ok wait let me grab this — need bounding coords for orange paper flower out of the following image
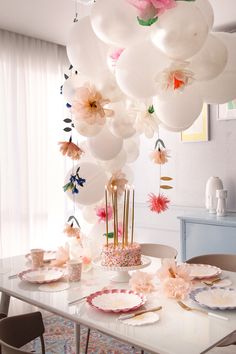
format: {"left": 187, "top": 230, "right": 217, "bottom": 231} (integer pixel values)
{"left": 157, "top": 62, "right": 194, "bottom": 92}
{"left": 58, "top": 139, "right": 84, "bottom": 160}
{"left": 72, "top": 84, "right": 114, "bottom": 125}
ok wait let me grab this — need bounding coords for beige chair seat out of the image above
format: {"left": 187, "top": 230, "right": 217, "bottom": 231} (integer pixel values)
{"left": 140, "top": 243, "right": 177, "bottom": 259}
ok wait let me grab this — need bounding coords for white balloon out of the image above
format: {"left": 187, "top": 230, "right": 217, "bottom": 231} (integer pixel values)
{"left": 123, "top": 138, "right": 140, "bottom": 163}
{"left": 151, "top": 2, "right": 209, "bottom": 60}
{"left": 82, "top": 205, "right": 98, "bottom": 224}
{"left": 216, "top": 32, "right": 236, "bottom": 72}
{"left": 96, "top": 71, "right": 125, "bottom": 102}
{"left": 116, "top": 41, "right": 169, "bottom": 99}
{"left": 198, "top": 70, "right": 236, "bottom": 104}
{"left": 64, "top": 162, "right": 107, "bottom": 206}
{"left": 99, "top": 149, "right": 127, "bottom": 173}
{"left": 108, "top": 102, "right": 136, "bottom": 139}
{"left": 189, "top": 33, "right": 228, "bottom": 81}
{"left": 88, "top": 125, "right": 123, "bottom": 161}
{"left": 73, "top": 118, "right": 103, "bottom": 137}
{"left": 91, "top": 0, "right": 148, "bottom": 47}
{"left": 153, "top": 86, "right": 203, "bottom": 132}
{"left": 195, "top": 0, "right": 214, "bottom": 29}
{"left": 66, "top": 17, "right": 108, "bottom": 79}
{"left": 122, "top": 165, "right": 134, "bottom": 183}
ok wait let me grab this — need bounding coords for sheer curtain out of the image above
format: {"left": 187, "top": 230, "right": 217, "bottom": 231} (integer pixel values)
{"left": 0, "top": 30, "right": 69, "bottom": 257}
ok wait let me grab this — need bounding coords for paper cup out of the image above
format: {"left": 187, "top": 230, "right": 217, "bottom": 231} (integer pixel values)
{"left": 30, "top": 249, "right": 44, "bottom": 268}
{"left": 67, "top": 260, "right": 82, "bottom": 282}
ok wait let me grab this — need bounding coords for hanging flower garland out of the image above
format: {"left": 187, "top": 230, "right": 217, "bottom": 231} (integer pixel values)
{"left": 107, "top": 170, "right": 128, "bottom": 198}
{"left": 148, "top": 138, "right": 173, "bottom": 213}
{"left": 64, "top": 215, "right": 82, "bottom": 239}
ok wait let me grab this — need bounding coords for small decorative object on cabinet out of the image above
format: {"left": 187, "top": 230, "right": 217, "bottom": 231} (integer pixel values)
{"left": 205, "top": 176, "right": 223, "bottom": 214}
{"left": 178, "top": 210, "right": 236, "bottom": 261}
{"left": 216, "top": 189, "right": 227, "bottom": 217}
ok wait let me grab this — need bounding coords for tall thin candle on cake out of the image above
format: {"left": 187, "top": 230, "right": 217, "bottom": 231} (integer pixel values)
{"left": 111, "top": 186, "right": 116, "bottom": 248}
{"left": 105, "top": 185, "right": 109, "bottom": 247}
{"left": 131, "top": 185, "right": 135, "bottom": 244}
{"left": 114, "top": 185, "right": 118, "bottom": 247}
{"left": 125, "top": 185, "right": 130, "bottom": 247}
{"left": 122, "top": 187, "right": 126, "bottom": 249}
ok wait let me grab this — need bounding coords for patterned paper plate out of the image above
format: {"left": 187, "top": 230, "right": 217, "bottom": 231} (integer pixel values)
{"left": 190, "top": 287, "right": 236, "bottom": 310}
{"left": 184, "top": 263, "right": 222, "bottom": 279}
{"left": 19, "top": 267, "right": 64, "bottom": 284}
{"left": 87, "top": 289, "right": 146, "bottom": 313}
{"left": 25, "top": 251, "right": 56, "bottom": 263}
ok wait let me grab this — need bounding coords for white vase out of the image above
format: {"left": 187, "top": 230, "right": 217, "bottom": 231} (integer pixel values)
{"left": 216, "top": 189, "right": 227, "bottom": 217}
{"left": 205, "top": 177, "right": 223, "bottom": 214}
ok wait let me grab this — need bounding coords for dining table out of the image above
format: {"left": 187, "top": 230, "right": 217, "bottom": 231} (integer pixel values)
{"left": 1, "top": 254, "right": 236, "bottom": 354}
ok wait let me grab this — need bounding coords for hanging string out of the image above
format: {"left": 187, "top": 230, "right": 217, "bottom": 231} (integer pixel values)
{"left": 74, "top": 0, "right": 79, "bottom": 22}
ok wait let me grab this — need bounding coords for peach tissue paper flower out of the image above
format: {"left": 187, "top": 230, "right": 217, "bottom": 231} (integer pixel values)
{"left": 96, "top": 205, "right": 113, "bottom": 222}
{"left": 129, "top": 271, "right": 155, "bottom": 293}
{"left": 148, "top": 193, "right": 170, "bottom": 213}
{"left": 72, "top": 83, "right": 114, "bottom": 126}
{"left": 58, "top": 137, "right": 84, "bottom": 160}
{"left": 150, "top": 148, "right": 170, "bottom": 165}
{"left": 64, "top": 223, "right": 81, "bottom": 239}
{"left": 162, "top": 277, "right": 191, "bottom": 300}
{"left": 51, "top": 246, "right": 69, "bottom": 267}
{"left": 156, "top": 259, "right": 192, "bottom": 300}
{"left": 107, "top": 171, "right": 128, "bottom": 197}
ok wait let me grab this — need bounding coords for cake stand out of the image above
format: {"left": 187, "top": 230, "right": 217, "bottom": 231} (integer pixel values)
{"left": 92, "top": 256, "right": 151, "bottom": 283}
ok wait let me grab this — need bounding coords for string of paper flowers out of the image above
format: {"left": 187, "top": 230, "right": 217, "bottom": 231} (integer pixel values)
{"left": 148, "top": 135, "right": 173, "bottom": 213}
{"left": 59, "top": 0, "right": 236, "bottom": 235}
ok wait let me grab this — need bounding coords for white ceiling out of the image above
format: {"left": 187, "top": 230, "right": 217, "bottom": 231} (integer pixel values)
{"left": 0, "top": 0, "right": 235, "bottom": 46}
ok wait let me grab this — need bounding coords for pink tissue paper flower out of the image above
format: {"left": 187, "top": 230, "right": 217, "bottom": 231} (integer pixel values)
{"left": 129, "top": 270, "right": 155, "bottom": 293}
{"left": 96, "top": 205, "right": 113, "bottom": 222}
{"left": 148, "top": 193, "right": 170, "bottom": 214}
{"left": 127, "top": 0, "right": 176, "bottom": 20}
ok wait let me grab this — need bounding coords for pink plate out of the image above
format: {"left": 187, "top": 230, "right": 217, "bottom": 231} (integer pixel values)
{"left": 184, "top": 263, "right": 222, "bottom": 280}
{"left": 87, "top": 289, "right": 146, "bottom": 313}
{"left": 19, "top": 267, "right": 64, "bottom": 284}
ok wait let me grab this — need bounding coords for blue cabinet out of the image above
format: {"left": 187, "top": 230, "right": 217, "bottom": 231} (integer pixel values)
{"left": 178, "top": 211, "right": 236, "bottom": 261}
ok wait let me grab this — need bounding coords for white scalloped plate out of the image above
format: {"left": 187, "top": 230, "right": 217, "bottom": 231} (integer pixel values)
{"left": 87, "top": 289, "right": 146, "bottom": 313}
{"left": 122, "top": 312, "right": 160, "bottom": 326}
{"left": 190, "top": 287, "right": 236, "bottom": 310}
{"left": 184, "top": 264, "right": 221, "bottom": 279}
{"left": 19, "top": 267, "right": 64, "bottom": 284}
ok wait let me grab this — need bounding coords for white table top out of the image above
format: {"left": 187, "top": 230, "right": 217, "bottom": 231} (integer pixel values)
{"left": 1, "top": 255, "right": 236, "bottom": 354}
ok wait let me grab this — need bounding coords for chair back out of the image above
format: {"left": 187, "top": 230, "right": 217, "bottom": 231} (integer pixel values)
{"left": 186, "top": 254, "right": 236, "bottom": 272}
{"left": 140, "top": 243, "right": 177, "bottom": 259}
{"left": 0, "top": 312, "right": 45, "bottom": 354}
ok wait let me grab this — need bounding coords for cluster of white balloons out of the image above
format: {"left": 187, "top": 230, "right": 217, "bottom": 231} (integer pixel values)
{"left": 63, "top": 0, "right": 236, "bottom": 217}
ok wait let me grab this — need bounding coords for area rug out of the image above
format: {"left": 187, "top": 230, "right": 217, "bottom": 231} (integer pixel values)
{"left": 30, "top": 312, "right": 142, "bottom": 354}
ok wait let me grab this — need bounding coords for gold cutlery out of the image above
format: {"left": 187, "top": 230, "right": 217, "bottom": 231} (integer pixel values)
{"left": 119, "top": 306, "right": 162, "bottom": 320}
{"left": 177, "top": 300, "right": 228, "bottom": 320}
{"left": 202, "top": 277, "right": 226, "bottom": 286}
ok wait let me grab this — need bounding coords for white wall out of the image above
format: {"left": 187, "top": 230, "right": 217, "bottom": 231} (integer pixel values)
{"left": 133, "top": 105, "right": 236, "bottom": 254}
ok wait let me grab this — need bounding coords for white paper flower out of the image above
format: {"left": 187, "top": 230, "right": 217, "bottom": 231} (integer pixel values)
{"left": 134, "top": 103, "right": 159, "bottom": 138}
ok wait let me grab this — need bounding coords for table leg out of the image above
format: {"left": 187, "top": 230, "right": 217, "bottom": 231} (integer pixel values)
{"left": 74, "top": 323, "right": 80, "bottom": 354}
{"left": 0, "top": 292, "right": 10, "bottom": 314}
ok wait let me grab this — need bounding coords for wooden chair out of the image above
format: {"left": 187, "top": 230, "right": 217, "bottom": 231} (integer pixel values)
{"left": 186, "top": 253, "right": 236, "bottom": 347}
{"left": 186, "top": 253, "right": 236, "bottom": 272}
{"left": 0, "top": 311, "right": 45, "bottom": 354}
{"left": 140, "top": 243, "right": 178, "bottom": 259}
